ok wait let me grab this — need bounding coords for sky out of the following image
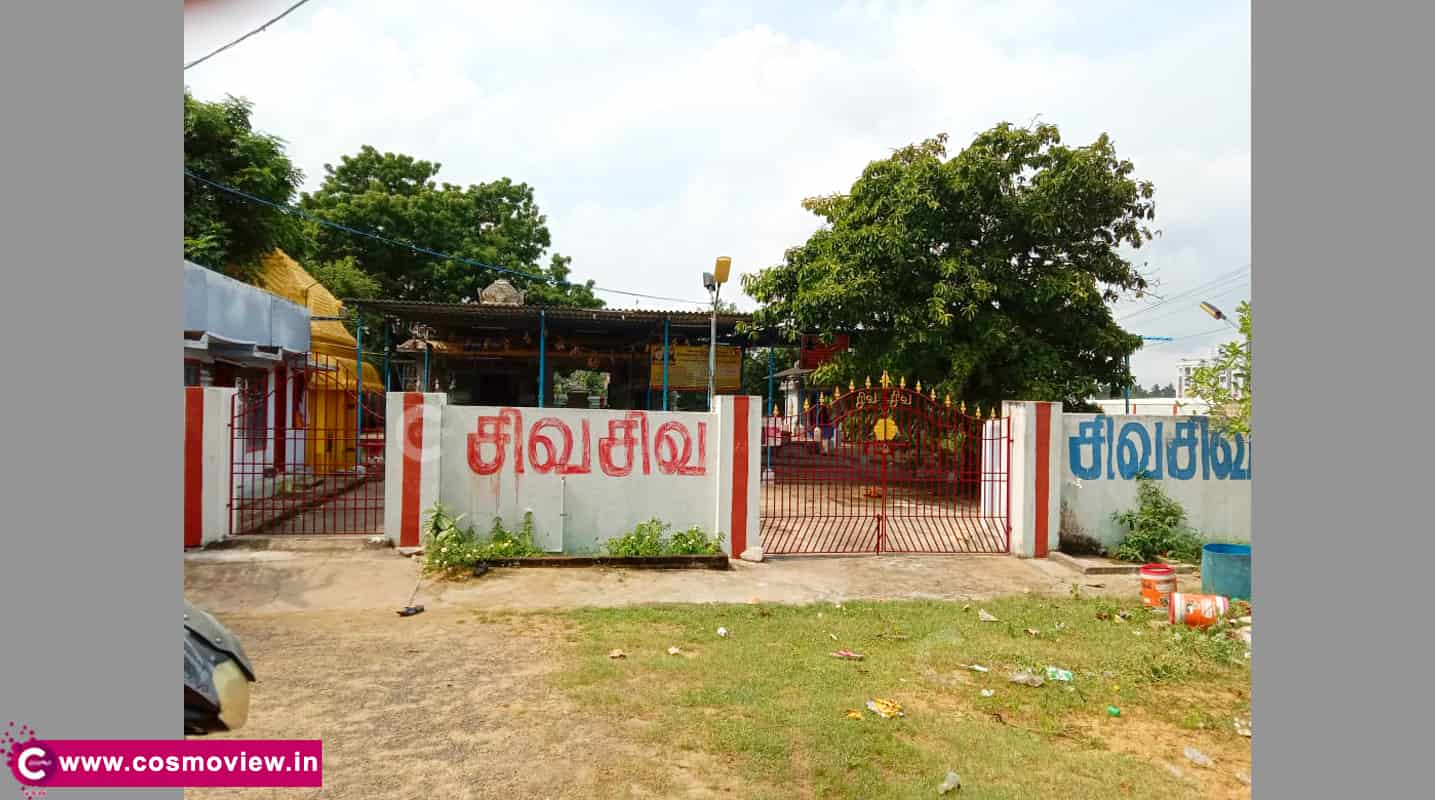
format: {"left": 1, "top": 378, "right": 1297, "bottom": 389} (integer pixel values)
{"left": 183, "top": 0, "right": 1250, "bottom": 387}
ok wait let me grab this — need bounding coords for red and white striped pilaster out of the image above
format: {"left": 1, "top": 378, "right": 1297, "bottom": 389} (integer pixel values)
{"left": 1003, "top": 401, "right": 1063, "bottom": 558}
{"left": 183, "top": 386, "right": 236, "bottom": 549}
{"left": 385, "top": 392, "right": 447, "bottom": 549}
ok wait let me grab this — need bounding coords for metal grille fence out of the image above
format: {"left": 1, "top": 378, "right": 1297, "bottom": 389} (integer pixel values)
{"left": 759, "top": 375, "right": 1010, "bottom": 554}
{"left": 229, "top": 352, "right": 387, "bottom": 535}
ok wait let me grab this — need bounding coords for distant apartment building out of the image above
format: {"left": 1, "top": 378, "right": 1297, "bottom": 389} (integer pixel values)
{"left": 1177, "top": 354, "right": 1245, "bottom": 399}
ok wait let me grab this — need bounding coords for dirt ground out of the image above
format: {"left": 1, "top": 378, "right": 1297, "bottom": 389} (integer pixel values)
{"left": 187, "top": 607, "right": 753, "bottom": 800}
{"left": 184, "top": 541, "right": 1140, "bottom": 615}
{"left": 185, "top": 544, "right": 1205, "bottom": 799}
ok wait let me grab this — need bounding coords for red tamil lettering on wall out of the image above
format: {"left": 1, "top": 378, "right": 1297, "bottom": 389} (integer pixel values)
{"left": 527, "top": 417, "right": 593, "bottom": 475}
{"left": 468, "top": 407, "right": 525, "bottom": 475}
{"left": 468, "top": 409, "right": 704, "bottom": 477}
{"left": 654, "top": 420, "right": 707, "bottom": 476}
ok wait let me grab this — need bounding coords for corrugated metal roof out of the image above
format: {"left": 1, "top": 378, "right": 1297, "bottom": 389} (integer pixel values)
{"left": 183, "top": 260, "right": 311, "bottom": 352}
{"left": 344, "top": 298, "right": 751, "bottom": 328}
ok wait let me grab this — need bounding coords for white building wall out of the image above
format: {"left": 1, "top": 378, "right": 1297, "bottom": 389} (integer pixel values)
{"left": 1061, "top": 413, "right": 1252, "bottom": 547}
{"left": 437, "top": 405, "right": 723, "bottom": 554}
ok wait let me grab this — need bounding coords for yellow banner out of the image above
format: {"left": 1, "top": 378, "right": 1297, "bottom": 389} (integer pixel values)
{"left": 649, "top": 345, "right": 741, "bottom": 392}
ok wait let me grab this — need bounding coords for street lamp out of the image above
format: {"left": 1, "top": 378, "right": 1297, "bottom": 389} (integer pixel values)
{"left": 704, "top": 256, "right": 732, "bottom": 410}
{"left": 1200, "top": 301, "right": 1240, "bottom": 330}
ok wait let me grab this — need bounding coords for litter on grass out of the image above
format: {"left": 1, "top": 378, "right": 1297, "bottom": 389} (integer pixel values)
{"left": 1184, "top": 746, "right": 1214, "bottom": 768}
{"left": 1009, "top": 670, "right": 1045, "bottom": 688}
{"left": 865, "top": 699, "right": 905, "bottom": 718}
{"left": 1044, "top": 666, "right": 1074, "bottom": 683}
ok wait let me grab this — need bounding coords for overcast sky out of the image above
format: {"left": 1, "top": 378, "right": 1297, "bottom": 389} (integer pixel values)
{"left": 183, "top": 0, "right": 1250, "bottom": 387}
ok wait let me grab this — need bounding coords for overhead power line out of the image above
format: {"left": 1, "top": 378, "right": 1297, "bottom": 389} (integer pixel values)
{"left": 1123, "top": 276, "right": 1249, "bottom": 329}
{"left": 184, "top": 169, "right": 708, "bottom": 306}
{"left": 1118, "top": 264, "right": 1250, "bottom": 323}
{"left": 1140, "top": 326, "right": 1238, "bottom": 352}
{"left": 185, "top": 0, "right": 317, "bottom": 70}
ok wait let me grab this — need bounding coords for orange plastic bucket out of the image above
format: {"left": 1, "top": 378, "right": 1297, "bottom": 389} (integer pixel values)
{"left": 1140, "top": 564, "right": 1177, "bottom": 609}
{"left": 1170, "top": 592, "right": 1230, "bottom": 628}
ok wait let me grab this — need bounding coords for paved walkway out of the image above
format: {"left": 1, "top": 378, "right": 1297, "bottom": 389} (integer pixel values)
{"left": 184, "top": 539, "right": 1141, "bottom": 614}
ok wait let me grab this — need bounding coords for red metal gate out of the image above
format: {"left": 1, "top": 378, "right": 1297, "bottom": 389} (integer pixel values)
{"left": 759, "top": 374, "right": 1010, "bottom": 554}
{"left": 230, "top": 352, "right": 387, "bottom": 535}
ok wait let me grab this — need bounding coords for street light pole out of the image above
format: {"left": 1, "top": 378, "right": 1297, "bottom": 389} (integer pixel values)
{"left": 708, "top": 282, "right": 720, "bottom": 409}
{"left": 704, "top": 256, "right": 732, "bottom": 412}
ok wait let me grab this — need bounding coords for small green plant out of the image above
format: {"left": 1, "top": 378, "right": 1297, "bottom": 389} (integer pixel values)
{"left": 423, "top": 504, "right": 543, "bottom": 573}
{"left": 603, "top": 519, "right": 724, "bottom": 556}
{"left": 423, "top": 503, "right": 480, "bottom": 574}
{"left": 478, "top": 512, "right": 544, "bottom": 560}
{"left": 667, "top": 525, "right": 725, "bottom": 555}
{"left": 604, "top": 518, "right": 669, "bottom": 557}
{"left": 1111, "top": 475, "right": 1204, "bottom": 563}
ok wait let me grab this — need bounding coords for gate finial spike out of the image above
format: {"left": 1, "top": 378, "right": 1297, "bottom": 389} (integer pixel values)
{"left": 880, "top": 370, "right": 892, "bottom": 389}
{"left": 944, "top": 393, "right": 952, "bottom": 408}
{"left": 772, "top": 402, "right": 780, "bottom": 416}
{"left": 849, "top": 379, "right": 856, "bottom": 392}
{"left": 930, "top": 387, "right": 937, "bottom": 401}
{"left": 959, "top": 400, "right": 966, "bottom": 414}
{"left": 803, "top": 398, "right": 811, "bottom": 412}
{"left": 818, "top": 392, "right": 826, "bottom": 405}
{"left": 915, "top": 380, "right": 922, "bottom": 393}
{"left": 864, "top": 375, "right": 872, "bottom": 389}
{"left": 898, "top": 375, "right": 906, "bottom": 389}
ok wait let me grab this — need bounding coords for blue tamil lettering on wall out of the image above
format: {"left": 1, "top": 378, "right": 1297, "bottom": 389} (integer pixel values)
{"left": 1067, "top": 415, "right": 1250, "bottom": 481}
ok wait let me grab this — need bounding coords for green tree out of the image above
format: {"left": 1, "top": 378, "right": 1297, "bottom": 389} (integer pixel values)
{"left": 1188, "top": 301, "right": 1251, "bottom": 437}
{"left": 742, "top": 348, "right": 797, "bottom": 399}
{"left": 309, "top": 256, "right": 381, "bottom": 301}
{"left": 184, "top": 90, "right": 304, "bottom": 279}
{"left": 742, "top": 124, "right": 1153, "bottom": 409}
{"left": 299, "top": 146, "right": 601, "bottom": 307}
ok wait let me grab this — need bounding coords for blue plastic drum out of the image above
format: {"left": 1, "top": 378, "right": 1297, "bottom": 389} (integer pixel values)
{"left": 1200, "top": 543, "right": 1251, "bottom": 601}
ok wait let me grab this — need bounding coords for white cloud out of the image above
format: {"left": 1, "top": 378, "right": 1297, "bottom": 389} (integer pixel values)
{"left": 184, "top": 0, "right": 1250, "bottom": 386}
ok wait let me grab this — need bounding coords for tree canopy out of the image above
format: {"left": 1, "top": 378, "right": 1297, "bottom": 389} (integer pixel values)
{"left": 742, "top": 123, "right": 1155, "bottom": 409}
{"left": 183, "top": 90, "right": 304, "bottom": 279}
{"left": 298, "top": 146, "right": 601, "bottom": 307}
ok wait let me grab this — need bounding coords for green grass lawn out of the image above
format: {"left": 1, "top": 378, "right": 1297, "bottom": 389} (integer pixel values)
{"left": 556, "top": 594, "right": 1251, "bottom": 799}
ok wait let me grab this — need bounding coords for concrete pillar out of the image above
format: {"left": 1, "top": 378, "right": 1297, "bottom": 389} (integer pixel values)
{"left": 713, "top": 395, "right": 762, "bottom": 560}
{"left": 1002, "top": 401, "right": 1063, "bottom": 558}
{"left": 183, "top": 386, "right": 236, "bottom": 548}
{"left": 384, "top": 392, "right": 447, "bottom": 549}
